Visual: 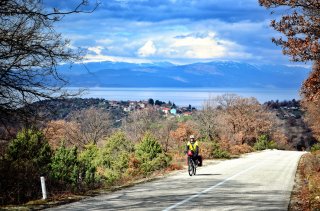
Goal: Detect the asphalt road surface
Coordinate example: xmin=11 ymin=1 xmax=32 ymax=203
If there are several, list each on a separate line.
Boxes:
xmin=47 ymin=150 xmax=305 ymax=211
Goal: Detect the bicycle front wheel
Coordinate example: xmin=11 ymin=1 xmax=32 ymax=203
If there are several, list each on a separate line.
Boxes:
xmin=188 ymin=157 xmax=193 ymax=176
xmin=192 ymin=160 xmax=197 ymax=175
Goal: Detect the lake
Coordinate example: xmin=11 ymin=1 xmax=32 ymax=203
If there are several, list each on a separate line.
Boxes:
xmin=73 ymin=87 xmax=301 ymax=108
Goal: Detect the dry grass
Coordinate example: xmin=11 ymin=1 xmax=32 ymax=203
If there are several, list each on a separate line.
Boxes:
xmin=229 ymin=144 xmax=254 ymax=155
xmin=289 ymin=151 xmax=320 ymax=211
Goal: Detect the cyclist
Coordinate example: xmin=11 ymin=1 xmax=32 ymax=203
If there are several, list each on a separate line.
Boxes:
xmin=185 ymin=135 xmax=201 ymax=166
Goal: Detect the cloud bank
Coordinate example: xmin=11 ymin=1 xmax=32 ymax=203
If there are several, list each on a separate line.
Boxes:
xmin=51 ymin=0 xmax=289 ymax=64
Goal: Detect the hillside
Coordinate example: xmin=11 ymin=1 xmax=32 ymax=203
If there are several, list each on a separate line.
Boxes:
xmin=33 ymin=98 xmax=315 ymax=150
xmin=264 ymin=100 xmax=317 ymax=150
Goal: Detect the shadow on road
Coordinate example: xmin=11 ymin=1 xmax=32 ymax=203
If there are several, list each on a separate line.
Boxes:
xmin=195 ymin=173 xmax=222 ymax=176
xmin=47 ymin=177 xmax=290 ymax=211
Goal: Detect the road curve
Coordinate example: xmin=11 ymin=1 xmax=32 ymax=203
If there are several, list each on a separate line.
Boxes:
xmin=47 ymin=150 xmax=305 ymax=211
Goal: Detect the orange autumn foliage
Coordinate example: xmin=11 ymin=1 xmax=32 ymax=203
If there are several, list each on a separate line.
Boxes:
xmin=259 ymin=0 xmax=320 ymax=62
xmin=43 ymin=120 xmax=81 ymax=150
xmin=169 ymin=122 xmax=197 ymax=145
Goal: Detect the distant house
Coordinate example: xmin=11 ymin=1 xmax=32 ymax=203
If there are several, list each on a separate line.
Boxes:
xmin=162 ymin=107 xmax=170 ymax=115
xmin=170 ymin=108 xmax=177 ymax=115
xmin=123 ymin=107 xmax=131 ymax=112
xmin=129 ymin=101 xmax=136 ymax=106
xmin=139 ymin=102 xmax=146 ymax=108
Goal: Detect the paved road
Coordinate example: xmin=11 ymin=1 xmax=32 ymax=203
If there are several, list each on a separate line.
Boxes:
xmin=47 ymin=150 xmax=304 ymax=211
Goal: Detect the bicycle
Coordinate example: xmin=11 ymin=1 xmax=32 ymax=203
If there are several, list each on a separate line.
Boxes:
xmin=187 ymin=150 xmax=197 ymax=176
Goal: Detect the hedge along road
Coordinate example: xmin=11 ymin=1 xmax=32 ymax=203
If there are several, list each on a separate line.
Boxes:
xmin=47 ymin=150 xmax=305 ymax=211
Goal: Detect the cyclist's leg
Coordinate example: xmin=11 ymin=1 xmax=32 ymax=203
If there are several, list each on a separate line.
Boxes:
xmin=192 ymin=155 xmax=199 ymax=166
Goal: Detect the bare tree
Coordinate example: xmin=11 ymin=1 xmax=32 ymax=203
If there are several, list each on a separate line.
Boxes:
xmin=68 ymin=108 xmax=112 ymax=146
xmin=0 ymin=0 xmax=99 ymax=118
xmin=194 ymin=100 xmax=220 ymax=141
xmin=122 ymin=107 xmax=163 ymax=142
xmin=156 ymin=118 xmax=178 ymax=152
xmin=43 ymin=119 xmax=81 ymax=149
xmin=201 ymin=94 xmax=276 ymax=146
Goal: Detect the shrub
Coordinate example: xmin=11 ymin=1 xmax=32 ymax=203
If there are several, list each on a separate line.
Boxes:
xmin=99 ymin=132 xmax=134 ymax=184
xmin=6 ymin=129 xmax=52 ymax=174
xmin=300 ymin=151 xmax=320 ymax=210
xmin=151 ymin=153 xmax=172 ymax=170
xmin=135 ymin=133 xmax=171 ymax=173
xmin=201 ymin=140 xmax=230 ymax=159
xmin=196 ymin=138 xmax=211 ymax=159
xmin=50 ymin=145 xmax=80 ymax=187
xmin=229 ymin=144 xmax=253 ymax=155
xmin=213 ymin=146 xmax=231 ymax=159
xmin=311 ymin=143 xmax=320 ymax=152
xmin=136 ymin=133 xmax=163 ymax=161
xmin=167 ymin=149 xmax=184 ymax=170
xmin=309 ymin=172 xmax=320 ymax=209
xmin=1 ymin=129 xmax=52 ymax=204
xmin=254 ymin=135 xmax=278 ymax=151
xmin=126 ymin=156 xmax=142 ymax=177
xmin=78 ymin=143 xmax=100 ymax=186
xmin=195 ymin=139 xmax=230 ymax=159
xmin=103 ymin=168 xmax=121 ymax=185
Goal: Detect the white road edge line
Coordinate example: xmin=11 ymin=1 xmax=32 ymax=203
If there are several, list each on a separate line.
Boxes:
xmin=162 ymin=162 xmax=260 ymax=211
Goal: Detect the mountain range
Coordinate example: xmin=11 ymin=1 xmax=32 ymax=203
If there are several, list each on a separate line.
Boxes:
xmin=58 ymin=61 xmax=310 ymax=89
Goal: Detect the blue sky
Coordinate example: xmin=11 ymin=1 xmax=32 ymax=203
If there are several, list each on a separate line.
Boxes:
xmin=49 ymin=0 xmax=292 ymax=65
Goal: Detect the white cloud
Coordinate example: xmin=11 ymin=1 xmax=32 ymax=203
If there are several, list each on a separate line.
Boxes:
xmin=83 ymin=31 xmax=253 ymax=64
xmin=171 ymin=36 xmax=226 ymax=59
xmin=137 ymin=40 xmax=157 ymax=57
xmin=171 ymin=76 xmax=188 ymax=83
xmin=285 ymin=63 xmax=311 ymax=69
xmin=84 ymin=53 xmax=151 ymax=63
xmin=85 ymin=45 xmax=151 ymax=63
xmin=155 ymin=32 xmax=251 ymax=60
xmin=53 ymin=0 xmax=288 ymax=65
xmin=88 ymin=46 xmax=104 ymax=55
